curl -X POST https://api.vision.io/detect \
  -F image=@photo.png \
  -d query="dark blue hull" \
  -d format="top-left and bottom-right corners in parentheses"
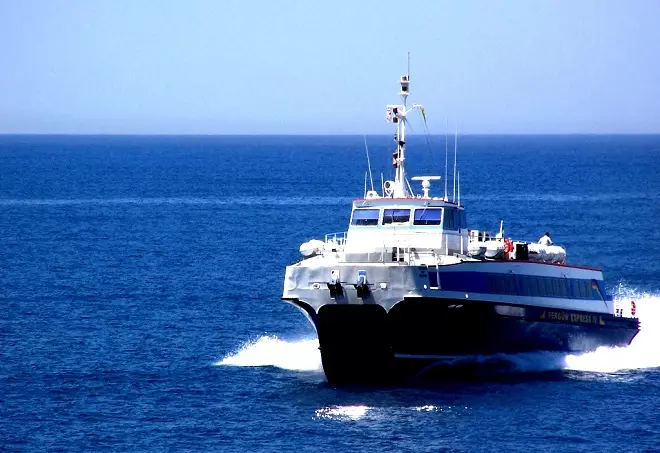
top-left (306, 298), bottom-right (640, 384)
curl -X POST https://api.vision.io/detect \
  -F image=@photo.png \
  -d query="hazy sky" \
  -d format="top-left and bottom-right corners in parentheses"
top-left (1, 0), bottom-right (659, 134)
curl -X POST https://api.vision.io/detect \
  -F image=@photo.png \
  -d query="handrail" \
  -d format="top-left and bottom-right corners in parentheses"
top-left (324, 231), bottom-right (348, 246)
top-left (323, 230), bottom-right (462, 264)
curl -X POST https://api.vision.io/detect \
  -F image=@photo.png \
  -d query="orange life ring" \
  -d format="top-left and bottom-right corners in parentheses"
top-left (504, 239), bottom-right (514, 254)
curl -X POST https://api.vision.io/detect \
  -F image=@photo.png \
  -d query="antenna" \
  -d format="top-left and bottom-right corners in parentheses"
top-left (406, 177), bottom-right (415, 197)
top-left (457, 170), bottom-right (461, 206)
top-left (452, 124), bottom-right (458, 202)
top-left (444, 117), bottom-right (448, 201)
top-left (380, 172), bottom-right (384, 197)
top-left (363, 135), bottom-right (374, 191)
top-left (407, 52), bottom-right (410, 81)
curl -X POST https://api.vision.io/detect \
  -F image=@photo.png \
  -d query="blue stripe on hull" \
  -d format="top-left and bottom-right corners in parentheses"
top-left (424, 269), bottom-right (605, 301)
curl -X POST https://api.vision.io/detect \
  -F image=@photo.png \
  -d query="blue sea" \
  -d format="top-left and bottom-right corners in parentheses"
top-left (1, 134), bottom-right (660, 452)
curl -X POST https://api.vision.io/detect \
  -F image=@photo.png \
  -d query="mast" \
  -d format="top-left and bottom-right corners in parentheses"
top-left (396, 55), bottom-right (410, 198)
top-left (385, 53), bottom-right (425, 199)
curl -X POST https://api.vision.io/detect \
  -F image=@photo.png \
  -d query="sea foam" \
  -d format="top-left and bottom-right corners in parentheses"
top-left (216, 335), bottom-right (322, 371)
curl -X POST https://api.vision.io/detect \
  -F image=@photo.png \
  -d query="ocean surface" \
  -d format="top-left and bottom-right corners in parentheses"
top-left (1, 134), bottom-right (660, 452)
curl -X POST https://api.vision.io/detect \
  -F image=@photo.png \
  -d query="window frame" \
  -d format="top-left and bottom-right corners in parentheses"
top-left (350, 208), bottom-right (380, 226)
top-left (413, 208), bottom-right (443, 226)
top-left (459, 210), bottom-right (467, 229)
top-left (382, 208), bottom-right (411, 225)
top-left (443, 207), bottom-right (457, 230)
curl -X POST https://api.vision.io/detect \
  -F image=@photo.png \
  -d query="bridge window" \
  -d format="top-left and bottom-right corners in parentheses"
top-left (351, 209), bottom-right (380, 226)
top-left (443, 208), bottom-right (457, 230)
top-left (414, 208), bottom-right (442, 225)
top-left (459, 210), bottom-right (467, 229)
top-left (382, 209), bottom-right (410, 225)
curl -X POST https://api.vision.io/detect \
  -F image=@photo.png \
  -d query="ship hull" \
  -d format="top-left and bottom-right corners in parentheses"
top-left (298, 298), bottom-right (639, 384)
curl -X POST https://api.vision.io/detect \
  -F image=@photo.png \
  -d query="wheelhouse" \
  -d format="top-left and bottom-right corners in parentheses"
top-left (345, 198), bottom-right (469, 258)
top-left (348, 202), bottom-right (467, 231)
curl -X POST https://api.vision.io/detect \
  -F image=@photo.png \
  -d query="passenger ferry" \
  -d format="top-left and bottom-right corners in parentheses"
top-left (282, 65), bottom-right (640, 384)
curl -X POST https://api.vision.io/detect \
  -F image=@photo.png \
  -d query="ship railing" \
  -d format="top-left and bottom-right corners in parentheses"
top-left (335, 229), bottom-right (458, 264)
top-left (324, 231), bottom-right (347, 247)
top-left (343, 244), bottom-right (442, 266)
top-left (388, 232), bottom-right (448, 266)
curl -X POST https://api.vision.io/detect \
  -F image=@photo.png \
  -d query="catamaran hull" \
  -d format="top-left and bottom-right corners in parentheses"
top-left (287, 298), bottom-right (639, 384)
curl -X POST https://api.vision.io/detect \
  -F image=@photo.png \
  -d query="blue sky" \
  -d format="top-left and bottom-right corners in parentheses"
top-left (1, 0), bottom-right (659, 134)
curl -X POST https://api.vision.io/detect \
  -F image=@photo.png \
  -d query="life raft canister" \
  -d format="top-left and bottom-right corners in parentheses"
top-left (631, 300), bottom-right (637, 317)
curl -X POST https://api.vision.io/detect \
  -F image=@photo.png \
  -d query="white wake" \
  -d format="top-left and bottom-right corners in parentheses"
top-left (466, 290), bottom-right (660, 374)
top-left (217, 336), bottom-right (322, 371)
top-left (563, 290), bottom-right (660, 373)
top-left (217, 290), bottom-right (659, 376)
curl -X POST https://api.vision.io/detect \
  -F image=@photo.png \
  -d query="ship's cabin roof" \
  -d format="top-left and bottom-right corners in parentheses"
top-left (352, 197), bottom-right (462, 208)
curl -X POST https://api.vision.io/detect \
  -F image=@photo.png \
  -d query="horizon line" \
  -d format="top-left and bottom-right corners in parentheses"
top-left (1, 132), bottom-right (660, 137)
